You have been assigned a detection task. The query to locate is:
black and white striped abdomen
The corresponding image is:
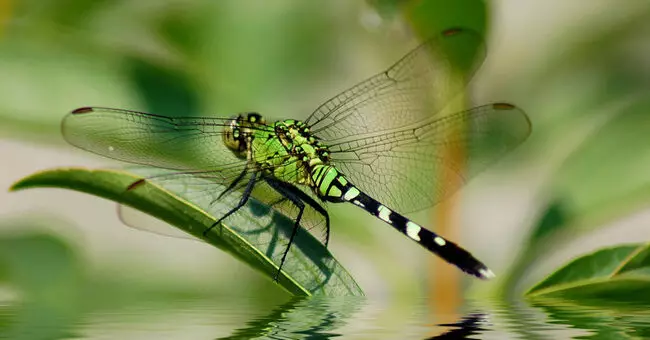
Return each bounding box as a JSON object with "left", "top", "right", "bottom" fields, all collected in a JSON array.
[
  {"left": 338, "top": 183, "right": 494, "bottom": 280},
  {"left": 309, "top": 165, "right": 493, "bottom": 279}
]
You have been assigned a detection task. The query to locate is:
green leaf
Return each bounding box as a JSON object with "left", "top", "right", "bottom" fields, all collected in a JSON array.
[
  {"left": 10, "top": 168, "right": 363, "bottom": 297},
  {"left": 525, "top": 243, "right": 650, "bottom": 304},
  {"left": 549, "top": 99, "right": 650, "bottom": 225},
  {"left": 499, "top": 98, "right": 650, "bottom": 297}
]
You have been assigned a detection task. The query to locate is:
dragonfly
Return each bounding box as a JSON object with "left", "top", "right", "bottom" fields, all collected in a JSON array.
[{"left": 61, "top": 28, "right": 531, "bottom": 280}]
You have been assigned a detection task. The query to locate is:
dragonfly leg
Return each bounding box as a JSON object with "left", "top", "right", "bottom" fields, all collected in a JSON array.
[
  {"left": 265, "top": 178, "right": 305, "bottom": 281},
  {"left": 266, "top": 180, "right": 330, "bottom": 245},
  {"left": 265, "top": 178, "right": 330, "bottom": 281},
  {"left": 214, "top": 167, "right": 248, "bottom": 202},
  {"left": 203, "top": 171, "right": 257, "bottom": 237}
]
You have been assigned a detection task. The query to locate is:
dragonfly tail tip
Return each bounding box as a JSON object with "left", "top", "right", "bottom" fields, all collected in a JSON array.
[{"left": 477, "top": 267, "right": 496, "bottom": 280}]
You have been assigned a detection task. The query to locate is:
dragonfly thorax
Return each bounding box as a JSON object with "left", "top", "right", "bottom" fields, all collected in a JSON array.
[
  {"left": 274, "top": 119, "right": 331, "bottom": 166},
  {"left": 222, "top": 112, "right": 266, "bottom": 158}
]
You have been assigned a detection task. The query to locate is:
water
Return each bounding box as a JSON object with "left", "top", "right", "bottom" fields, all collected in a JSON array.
[{"left": 1, "top": 296, "right": 649, "bottom": 339}]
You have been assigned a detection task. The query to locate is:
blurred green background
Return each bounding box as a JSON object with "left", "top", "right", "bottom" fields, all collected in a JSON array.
[{"left": 2, "top": 0, "right": 650, "bottom": 338}]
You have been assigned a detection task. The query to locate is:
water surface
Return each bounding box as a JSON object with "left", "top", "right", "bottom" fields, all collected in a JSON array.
[{"left": 2, "top": 296, "right": 649, "bottom": 339}]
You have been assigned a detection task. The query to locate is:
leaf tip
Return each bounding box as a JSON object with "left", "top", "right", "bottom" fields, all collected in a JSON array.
[{"left": 9, "top": 177, "right": 29, "bottom": 192}]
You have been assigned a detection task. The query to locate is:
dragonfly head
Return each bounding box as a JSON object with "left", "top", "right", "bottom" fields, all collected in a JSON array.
[{"left": 223, "top": 112, "right": 266, "bottom": 158}]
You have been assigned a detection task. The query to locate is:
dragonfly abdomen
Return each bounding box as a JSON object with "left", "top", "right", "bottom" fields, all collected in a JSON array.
[
  {"left": 338, "top": 181, "right": 494, "bottom": 280},
  {"left": 310, "top": 165, "right": 357, "bottom": 202},
  {"left": 309, "top": 164, "right": 494, "bottom": 279}
]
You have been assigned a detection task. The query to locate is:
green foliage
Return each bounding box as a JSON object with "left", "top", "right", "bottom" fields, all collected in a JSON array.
[
  {"left": 526, "top": 243, "right": 650, "bottom": 304},
  {"left": 127, "top": 57, "right": 200, "bottom": 117},
  {"left": 4, "top": 0, "right": 650, "bottom": 316},
  {"left": 10, "top": 168, "right": 363, "bottom": 297},
  {"left": 369, "top": 0, "right": 487, "bottom": 36},
  {"left": 0, "top": 231, "right": 84, "bottom": 339},
  {"left": 499, "top": 97, "right": 650, "bottom": 297},
  {"left": 496, "top": 5, "right": 650, "bottom": 296},
  {"left": 402, "top": 0, "right": 486, "bottom": 38},
  {"left": 1, "top": 0, "right": 337, "bottom": 138},
  {"left": 369, "top": 0, "right": 486, "bottom": 74}
]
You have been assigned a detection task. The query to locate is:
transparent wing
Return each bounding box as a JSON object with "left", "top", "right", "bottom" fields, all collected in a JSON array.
[
  {"left": 304, "top": 28, "right": 485, "bottom": 141},
  {"left": 117, "top": 165, "right": 329, "bottom": 244},
  {"left": 329, "top": 104, "right": 531, "bottom": 213},
  {"left": 247, "top": 179, "right": 330, "bottom": 249},
  {"left": 119, "top": 205, "right": 195, "bottom": 239},
  {"left": 119, "top": 168, "right": 332, "bottom": 281},
  {"left": 61, "top": 107, "right": 268, "bottom": 174},
  {"left": 117, "top": 167, "right": 270, "bottom": 240}
]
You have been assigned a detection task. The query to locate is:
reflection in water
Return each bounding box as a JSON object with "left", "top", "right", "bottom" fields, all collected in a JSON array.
[
  {"left": 219, "top": 296, "right": 363, "bottom": 340},
  {"left": 493, "top": 298, "right": 650, "bottom": 339},
  {"left": 426, "top": 313, "right": 487, "bottom": 339},
  {"left": 221, "top": 299, "right": 495, "bottom": 339},
  {"left": 3, "top": 294, "right": 650, "bottom": 339}
]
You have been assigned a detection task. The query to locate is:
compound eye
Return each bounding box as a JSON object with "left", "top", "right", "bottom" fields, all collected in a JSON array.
[{"left": 222, "top": 118, "right": 246, "bottom": 158}]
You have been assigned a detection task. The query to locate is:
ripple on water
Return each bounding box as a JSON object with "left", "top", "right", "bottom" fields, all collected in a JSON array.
[{"left": 2, "top": 296, "right": 650, "bottom": 339}]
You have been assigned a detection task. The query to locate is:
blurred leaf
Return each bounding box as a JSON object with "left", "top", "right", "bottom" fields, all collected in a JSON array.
[
  {"left": 403, "top": 0, "right": 487, "bottom": 84},
  {"left": 198, "top": 1, "right": 334, "bottom": 115},
  {"left": 127, "top": 58, "right": 199, "bottom": 117},
  {"left": 402, "top": 0, "right": 487, "bottom": 39},
  {"left": 368, "top": 0, "right": 487, "bottom": 35},
  {"left": 522, "top": 6, "right": 650, "bottom": 124},
  {"left": 367, "top": 0, "right": 487, "bottom": 71},
  {"left": 0, "top": 233, "right": 82, "bottom": 296},
  {"left": 366, "top": 0, "right": 402, "bottom": 20},
  {"left": 526, "top": 243, "right": 650, "bottom": 304},
  {"left": 500, "top": 98, "right": 650, "bottom": 296},
  {"left": 549, "top": 100, "right": 650, "bottom": 220},
  {"left": 156, "top": 5, "right": 206, "bottom": 57},
  {"left": 528, "top": 200, "right": 568, "bottom": 242},
  {"left": 13, "top": 0, "right": 110, "bottom": 28},
  {"left": 1, "top": 1, "right": 336, "bottom": 140},
  {"left": 0, "top": 43, "right": 139, "bottom": 139},
  {"left": 0, "top": 231, "right": 84, "bottom": 339},
  {"left": 498, "top": 201, "right": 569, "bottom": 297},
  {"left": 10, "top": 168, "right": 363, "bottom": 297}
]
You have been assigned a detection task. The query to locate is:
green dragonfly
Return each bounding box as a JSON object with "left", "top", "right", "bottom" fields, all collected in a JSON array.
[{"left": 61, "top": 28, "right": 530, "bottom": 280}]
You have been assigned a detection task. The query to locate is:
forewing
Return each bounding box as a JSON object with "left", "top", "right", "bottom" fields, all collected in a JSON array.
[
  {"left": 329, "top": 104, "right": 531, "bottom": 213},
  {"left": 304, "top": 28, "right": 485, "bottom": 141},
  {"left": 61, "top": 107, "right": 255, "bottom": 173}
]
